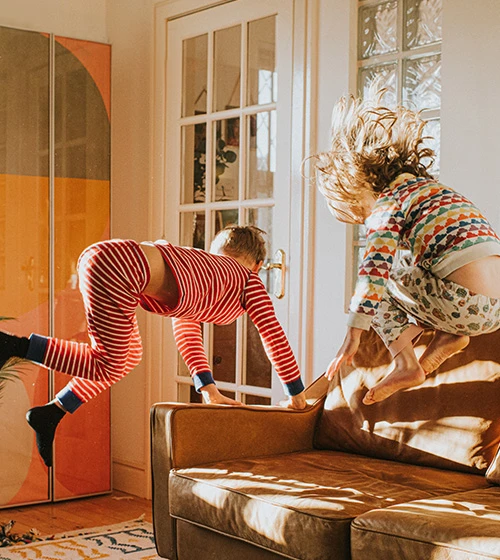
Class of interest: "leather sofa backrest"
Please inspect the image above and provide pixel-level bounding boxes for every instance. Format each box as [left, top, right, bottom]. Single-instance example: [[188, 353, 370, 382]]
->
[[315, 329, 500, 475]]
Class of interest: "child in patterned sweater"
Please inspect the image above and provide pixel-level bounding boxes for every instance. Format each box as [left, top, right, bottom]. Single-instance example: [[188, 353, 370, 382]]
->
[[0, 226, 306, 466], [314, 91, 500, 405]]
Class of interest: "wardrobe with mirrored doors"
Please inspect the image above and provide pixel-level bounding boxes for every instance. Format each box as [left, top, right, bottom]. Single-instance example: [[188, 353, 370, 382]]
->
[[0, 25, 111, 507]]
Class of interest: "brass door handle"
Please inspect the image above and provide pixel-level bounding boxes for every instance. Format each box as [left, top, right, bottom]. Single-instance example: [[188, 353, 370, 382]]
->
[[262, 249, 286, 299]]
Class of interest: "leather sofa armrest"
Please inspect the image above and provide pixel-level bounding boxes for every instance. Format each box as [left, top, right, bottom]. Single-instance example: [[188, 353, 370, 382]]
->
[[150, 376, 327, 559], [151, 394, 324, 470]]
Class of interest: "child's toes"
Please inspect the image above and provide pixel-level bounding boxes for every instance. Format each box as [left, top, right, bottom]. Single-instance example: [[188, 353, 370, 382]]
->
[[362, 389, 376, 405]]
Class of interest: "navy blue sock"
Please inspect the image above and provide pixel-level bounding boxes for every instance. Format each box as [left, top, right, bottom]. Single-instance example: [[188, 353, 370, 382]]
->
[[26, 403, 66, 467]]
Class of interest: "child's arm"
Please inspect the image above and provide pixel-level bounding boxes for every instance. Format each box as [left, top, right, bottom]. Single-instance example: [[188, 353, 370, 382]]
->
[[325, 326, 364, 379], [243, 275, 306, 408], [171, 318, 241, 405]]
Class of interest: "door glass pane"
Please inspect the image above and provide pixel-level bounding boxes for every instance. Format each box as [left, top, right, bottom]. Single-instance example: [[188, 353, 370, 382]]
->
[[214, 208, 239, 234], [182, 33, 208, 117], [183, 122, 206, 203], [244, 318, 272, 388], [213, 323, 237, 383], [243, 394, 271, 405], [247, 16, 276, 106], [403, 53, 441, 110], [246, 111, 276, 199], [213, 119, 239, 201], [358, 1, 398, 60], [248, 206, 272, 256], [213, 25, 241, 112], [180, 211, 205, 249], [0, 26, 50, 507], [404, 0, 442, 50]]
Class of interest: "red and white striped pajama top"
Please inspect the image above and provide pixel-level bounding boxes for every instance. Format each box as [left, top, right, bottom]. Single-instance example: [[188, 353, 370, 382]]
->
[[27, 239, 304, 412]]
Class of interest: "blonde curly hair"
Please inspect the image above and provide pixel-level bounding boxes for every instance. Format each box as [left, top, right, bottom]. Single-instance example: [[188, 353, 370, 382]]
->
[[314, 89, 435, 215]]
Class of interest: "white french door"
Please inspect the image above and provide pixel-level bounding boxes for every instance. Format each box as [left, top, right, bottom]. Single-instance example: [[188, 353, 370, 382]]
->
[[163, 0, 296, 405]]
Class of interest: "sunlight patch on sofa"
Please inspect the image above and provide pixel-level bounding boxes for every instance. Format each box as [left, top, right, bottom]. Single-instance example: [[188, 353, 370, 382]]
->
[[242, 500, 291, 544], [191, 481, 229, 509]]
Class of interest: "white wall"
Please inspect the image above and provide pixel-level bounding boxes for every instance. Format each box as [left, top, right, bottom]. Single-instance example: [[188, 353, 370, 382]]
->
[[0, 0, 107, 41], [440, 0, 500, 230]]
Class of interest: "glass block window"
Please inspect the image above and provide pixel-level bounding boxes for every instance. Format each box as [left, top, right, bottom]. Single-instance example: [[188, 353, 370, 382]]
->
[[350, 0, 442, 307]]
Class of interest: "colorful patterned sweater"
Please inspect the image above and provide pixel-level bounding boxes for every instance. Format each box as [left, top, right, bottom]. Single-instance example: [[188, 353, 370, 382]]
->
[[348, 173, 500, 330]]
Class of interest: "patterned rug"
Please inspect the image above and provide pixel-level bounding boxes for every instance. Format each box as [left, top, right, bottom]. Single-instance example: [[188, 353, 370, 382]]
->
[[0, 518, 160, 559]]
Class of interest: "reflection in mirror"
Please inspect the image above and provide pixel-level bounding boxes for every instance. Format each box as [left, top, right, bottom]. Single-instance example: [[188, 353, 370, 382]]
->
[[246, 111, 276, 199], [183, 122, 206, 203], [247, 16, 276, 106], [182, 33, 208, 117], [213, 26, 241, 112]]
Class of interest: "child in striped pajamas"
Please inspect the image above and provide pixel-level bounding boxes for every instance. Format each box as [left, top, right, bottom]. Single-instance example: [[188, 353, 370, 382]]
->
[[0, 226, 306, 466], [314, 91, 500, 405]]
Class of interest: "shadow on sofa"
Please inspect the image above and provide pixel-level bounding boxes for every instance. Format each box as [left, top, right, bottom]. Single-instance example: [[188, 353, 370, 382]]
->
[[151, 329, 500, 560]]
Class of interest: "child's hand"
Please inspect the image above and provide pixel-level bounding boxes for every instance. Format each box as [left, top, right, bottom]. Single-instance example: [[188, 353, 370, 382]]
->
[[200, 383, 243, 406], [325, 327, 363, 380], [279, 391, 307, 410]]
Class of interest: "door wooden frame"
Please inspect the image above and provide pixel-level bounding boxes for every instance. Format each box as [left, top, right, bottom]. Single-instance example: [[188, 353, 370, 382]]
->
[[148, 0, 317, 409]]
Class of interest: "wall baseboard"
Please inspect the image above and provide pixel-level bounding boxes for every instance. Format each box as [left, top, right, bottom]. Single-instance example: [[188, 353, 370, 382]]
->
[[112, 460, 149, 499]]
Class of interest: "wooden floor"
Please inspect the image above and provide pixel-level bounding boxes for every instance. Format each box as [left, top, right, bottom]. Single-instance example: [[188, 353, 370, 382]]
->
[[0, 491, 152, 538]]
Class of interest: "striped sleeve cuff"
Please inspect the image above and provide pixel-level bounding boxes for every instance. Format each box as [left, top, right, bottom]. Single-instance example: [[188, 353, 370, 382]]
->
[[193, 371, 216, 393], [284, 378, 305, 397]]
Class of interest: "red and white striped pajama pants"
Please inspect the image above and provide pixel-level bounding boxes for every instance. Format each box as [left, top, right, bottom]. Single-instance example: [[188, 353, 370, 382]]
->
[[30, 239, 151, 411]]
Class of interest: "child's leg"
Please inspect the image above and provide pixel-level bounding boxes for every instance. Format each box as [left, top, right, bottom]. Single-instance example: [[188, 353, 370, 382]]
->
[[418, 331, 470, 375], [23, 239, 150, 466], [363, 342, 425, 405], [367, 264, 500, 404]]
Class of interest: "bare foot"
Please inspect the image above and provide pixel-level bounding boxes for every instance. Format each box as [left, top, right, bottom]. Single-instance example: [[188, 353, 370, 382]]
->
[[419, 331, 470, 374], [363, 344, 425, 405]]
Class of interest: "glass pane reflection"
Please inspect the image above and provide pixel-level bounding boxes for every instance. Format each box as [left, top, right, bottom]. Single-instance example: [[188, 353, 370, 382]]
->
[[213, 119, 239, 201], [180, 212, 205, 249], [246, 111, 276, 199], [213, 322, 237, 383], [245, 318, 271, 389], [244, 394, 271, 405], [182, 34, 208, 117], [214, 208, 239, 235], [213, 26, 241, 112], [247, 16, 276, 106], [182, 123, 206, 203]]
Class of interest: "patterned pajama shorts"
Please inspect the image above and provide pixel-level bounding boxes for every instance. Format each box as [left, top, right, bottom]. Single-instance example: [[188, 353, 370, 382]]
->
[[371, 262, 500, 350]]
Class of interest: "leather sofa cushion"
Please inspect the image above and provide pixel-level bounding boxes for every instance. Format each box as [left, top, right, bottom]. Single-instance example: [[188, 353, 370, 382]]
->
[[351, 487, 500, 560], [169, 450, 489, 560], [316, 329, 500, 474]]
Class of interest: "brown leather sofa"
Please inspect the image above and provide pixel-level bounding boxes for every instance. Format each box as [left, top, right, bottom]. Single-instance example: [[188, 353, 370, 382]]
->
[[151, 329, 500, 560]]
